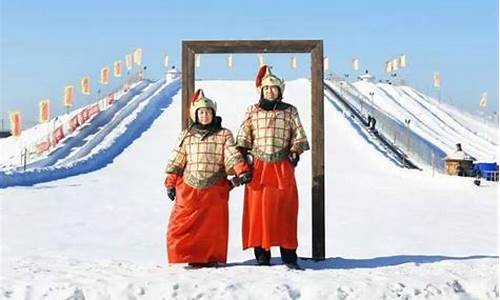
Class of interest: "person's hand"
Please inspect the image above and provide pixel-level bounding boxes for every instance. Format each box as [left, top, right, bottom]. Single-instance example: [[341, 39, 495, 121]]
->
[[229, 176, 241, 188], [239, 172, 252, 184], [245, 153, 254, 165], [167, 188, 176, 201], [238, 147, 254, 165], [288, 152, 300, 167]]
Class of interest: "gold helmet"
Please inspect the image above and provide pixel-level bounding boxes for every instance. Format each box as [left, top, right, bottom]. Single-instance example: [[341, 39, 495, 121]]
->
[[189, 89, 217, 122], [255, 64, 285, 94]]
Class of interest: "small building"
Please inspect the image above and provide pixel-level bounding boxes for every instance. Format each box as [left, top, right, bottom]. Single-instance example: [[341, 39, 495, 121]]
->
[[166, 66, 181, 84], [443, 143, 475, 176], [358, 73, 375, 82]]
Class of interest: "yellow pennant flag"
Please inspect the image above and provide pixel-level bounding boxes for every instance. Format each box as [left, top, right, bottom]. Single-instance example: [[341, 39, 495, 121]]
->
[[125, 54, 133, 70], [352, 58, 359, 71], [114, 60, 122, 78], [100, 66, 110, 85], [195, 54, 201, 68], [290, 56, 298, 69], [64, 85, 74, 107], [81, 77, 91, 95], [258, 54, 264, 67], [399, 54, 407, 68], [39, 100, 50, 123], [133, 48, 142, 66], [9, 111, 22, 137], [164, 55, 169, 68], [433, 72, 441, 88], [385, 60, 392, 74], [392, 58, 399, 71], [226, 54, 233, 68], [479, 92, 487, 108]]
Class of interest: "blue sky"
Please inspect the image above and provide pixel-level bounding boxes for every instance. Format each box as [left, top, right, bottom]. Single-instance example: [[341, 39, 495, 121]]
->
[[1, 0, 498, 128]]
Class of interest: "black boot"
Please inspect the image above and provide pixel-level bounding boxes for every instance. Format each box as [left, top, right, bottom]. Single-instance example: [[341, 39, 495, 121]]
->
[[254, 247, 271, 266], [280, 247, 303, 270], [186, 262, 219, 269]]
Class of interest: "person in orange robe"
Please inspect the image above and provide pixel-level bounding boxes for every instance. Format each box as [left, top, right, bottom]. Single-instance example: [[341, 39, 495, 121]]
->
[[164, 89, 250, 268], [237, 65, 310, 270]]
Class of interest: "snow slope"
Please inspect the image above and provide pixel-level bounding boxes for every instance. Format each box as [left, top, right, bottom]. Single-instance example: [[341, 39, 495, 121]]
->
[[0, 81, 150, 171], [1, 79, 498, 299], [0, 79, 181, 187], [353, 81, 497, 162]]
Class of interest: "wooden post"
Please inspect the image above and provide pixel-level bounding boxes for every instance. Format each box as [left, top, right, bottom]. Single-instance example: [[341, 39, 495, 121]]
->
[[310, 42, 325, 260], [182, 43, 195, 130]]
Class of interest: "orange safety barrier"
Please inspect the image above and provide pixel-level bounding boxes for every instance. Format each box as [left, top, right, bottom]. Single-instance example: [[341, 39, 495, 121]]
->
[[77, 108, 89, 125], [87, 104, 100, 117], [36, 140, 51, 154], [52, 126, 65, 144], [107, 93, 115, 105], [69, 115, 80, 132]]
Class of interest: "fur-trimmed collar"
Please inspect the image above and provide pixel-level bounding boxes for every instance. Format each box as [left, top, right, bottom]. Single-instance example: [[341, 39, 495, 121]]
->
[[258, 98, 291, 111], [190, 116, 223, 139]]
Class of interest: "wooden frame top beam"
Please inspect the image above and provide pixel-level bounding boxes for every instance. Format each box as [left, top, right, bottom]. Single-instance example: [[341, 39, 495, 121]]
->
[[183, 40, 322, 53]]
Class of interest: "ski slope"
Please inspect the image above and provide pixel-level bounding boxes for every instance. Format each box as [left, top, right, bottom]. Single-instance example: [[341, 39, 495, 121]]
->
[[0, 79, 181, 187], [1, 79, 498, 299], [0, 81, 151, 171], [353, 81, 497, 162]]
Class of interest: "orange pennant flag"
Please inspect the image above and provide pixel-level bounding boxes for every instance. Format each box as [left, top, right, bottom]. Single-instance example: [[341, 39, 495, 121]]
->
[[64, 85, 74, 107], [39, 100, 50, 123], [114, 60, 122, 78], [9, 112, 22, 137], [81, 77, 91, 95], [100, 66, 110, 85]]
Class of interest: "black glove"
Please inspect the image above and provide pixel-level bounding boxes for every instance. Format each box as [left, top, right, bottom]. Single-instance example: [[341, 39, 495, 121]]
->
[[239, 172, 252, 184], [245, 153, 254, 165], [167, 188, 176, 201], [229, 176, 241, 188], [288, 152, 300, 167]]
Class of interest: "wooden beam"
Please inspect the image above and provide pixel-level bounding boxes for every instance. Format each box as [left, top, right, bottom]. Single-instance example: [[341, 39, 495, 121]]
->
[[183, 40, 321, 53], [310, 42, 325, 260], [181, 43, 195, 130]]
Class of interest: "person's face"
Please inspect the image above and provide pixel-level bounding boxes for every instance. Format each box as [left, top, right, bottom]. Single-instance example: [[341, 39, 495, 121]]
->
[[197, 107, 213, 125], [262, 85, 280, 101]]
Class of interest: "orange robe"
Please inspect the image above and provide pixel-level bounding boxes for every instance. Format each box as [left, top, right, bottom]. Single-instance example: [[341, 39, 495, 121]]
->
[[242, 158, 298, 250], [166, 175, 231, 263], [164, 125, 248, 264], [237, 102, 310, 251]]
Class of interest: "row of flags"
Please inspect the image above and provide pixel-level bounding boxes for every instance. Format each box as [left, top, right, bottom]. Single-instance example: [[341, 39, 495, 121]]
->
[[384, 55, 407, 74], [190, 54, 331, 71], [156, 51, 486, 111], [81, 48, 142, 98], [7, 50, 491, 137], [8, 48, 143, 137]]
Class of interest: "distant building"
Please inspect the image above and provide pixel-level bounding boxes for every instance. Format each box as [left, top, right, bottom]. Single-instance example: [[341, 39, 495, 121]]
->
[[166, 66, 181, 84], [358, 72, 375, 82], [444, 143, 475, 176]]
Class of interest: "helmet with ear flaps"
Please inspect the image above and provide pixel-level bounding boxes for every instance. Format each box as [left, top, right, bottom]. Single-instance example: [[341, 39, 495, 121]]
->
[[189, 89, 217, 122], [255, 65, 285, 94]]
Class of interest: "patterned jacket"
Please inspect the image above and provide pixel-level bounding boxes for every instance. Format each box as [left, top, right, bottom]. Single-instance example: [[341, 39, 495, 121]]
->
[[165, 122, 245, 189], [237, 101, 310, 162]]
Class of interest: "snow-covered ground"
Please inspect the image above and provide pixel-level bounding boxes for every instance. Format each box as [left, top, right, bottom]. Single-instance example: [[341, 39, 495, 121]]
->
[[1, 79, 498, 299]]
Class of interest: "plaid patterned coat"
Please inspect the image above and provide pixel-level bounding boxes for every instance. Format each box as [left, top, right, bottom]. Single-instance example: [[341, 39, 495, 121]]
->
[[165, 126, 245, 189], [237, 102, 310, 161]]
